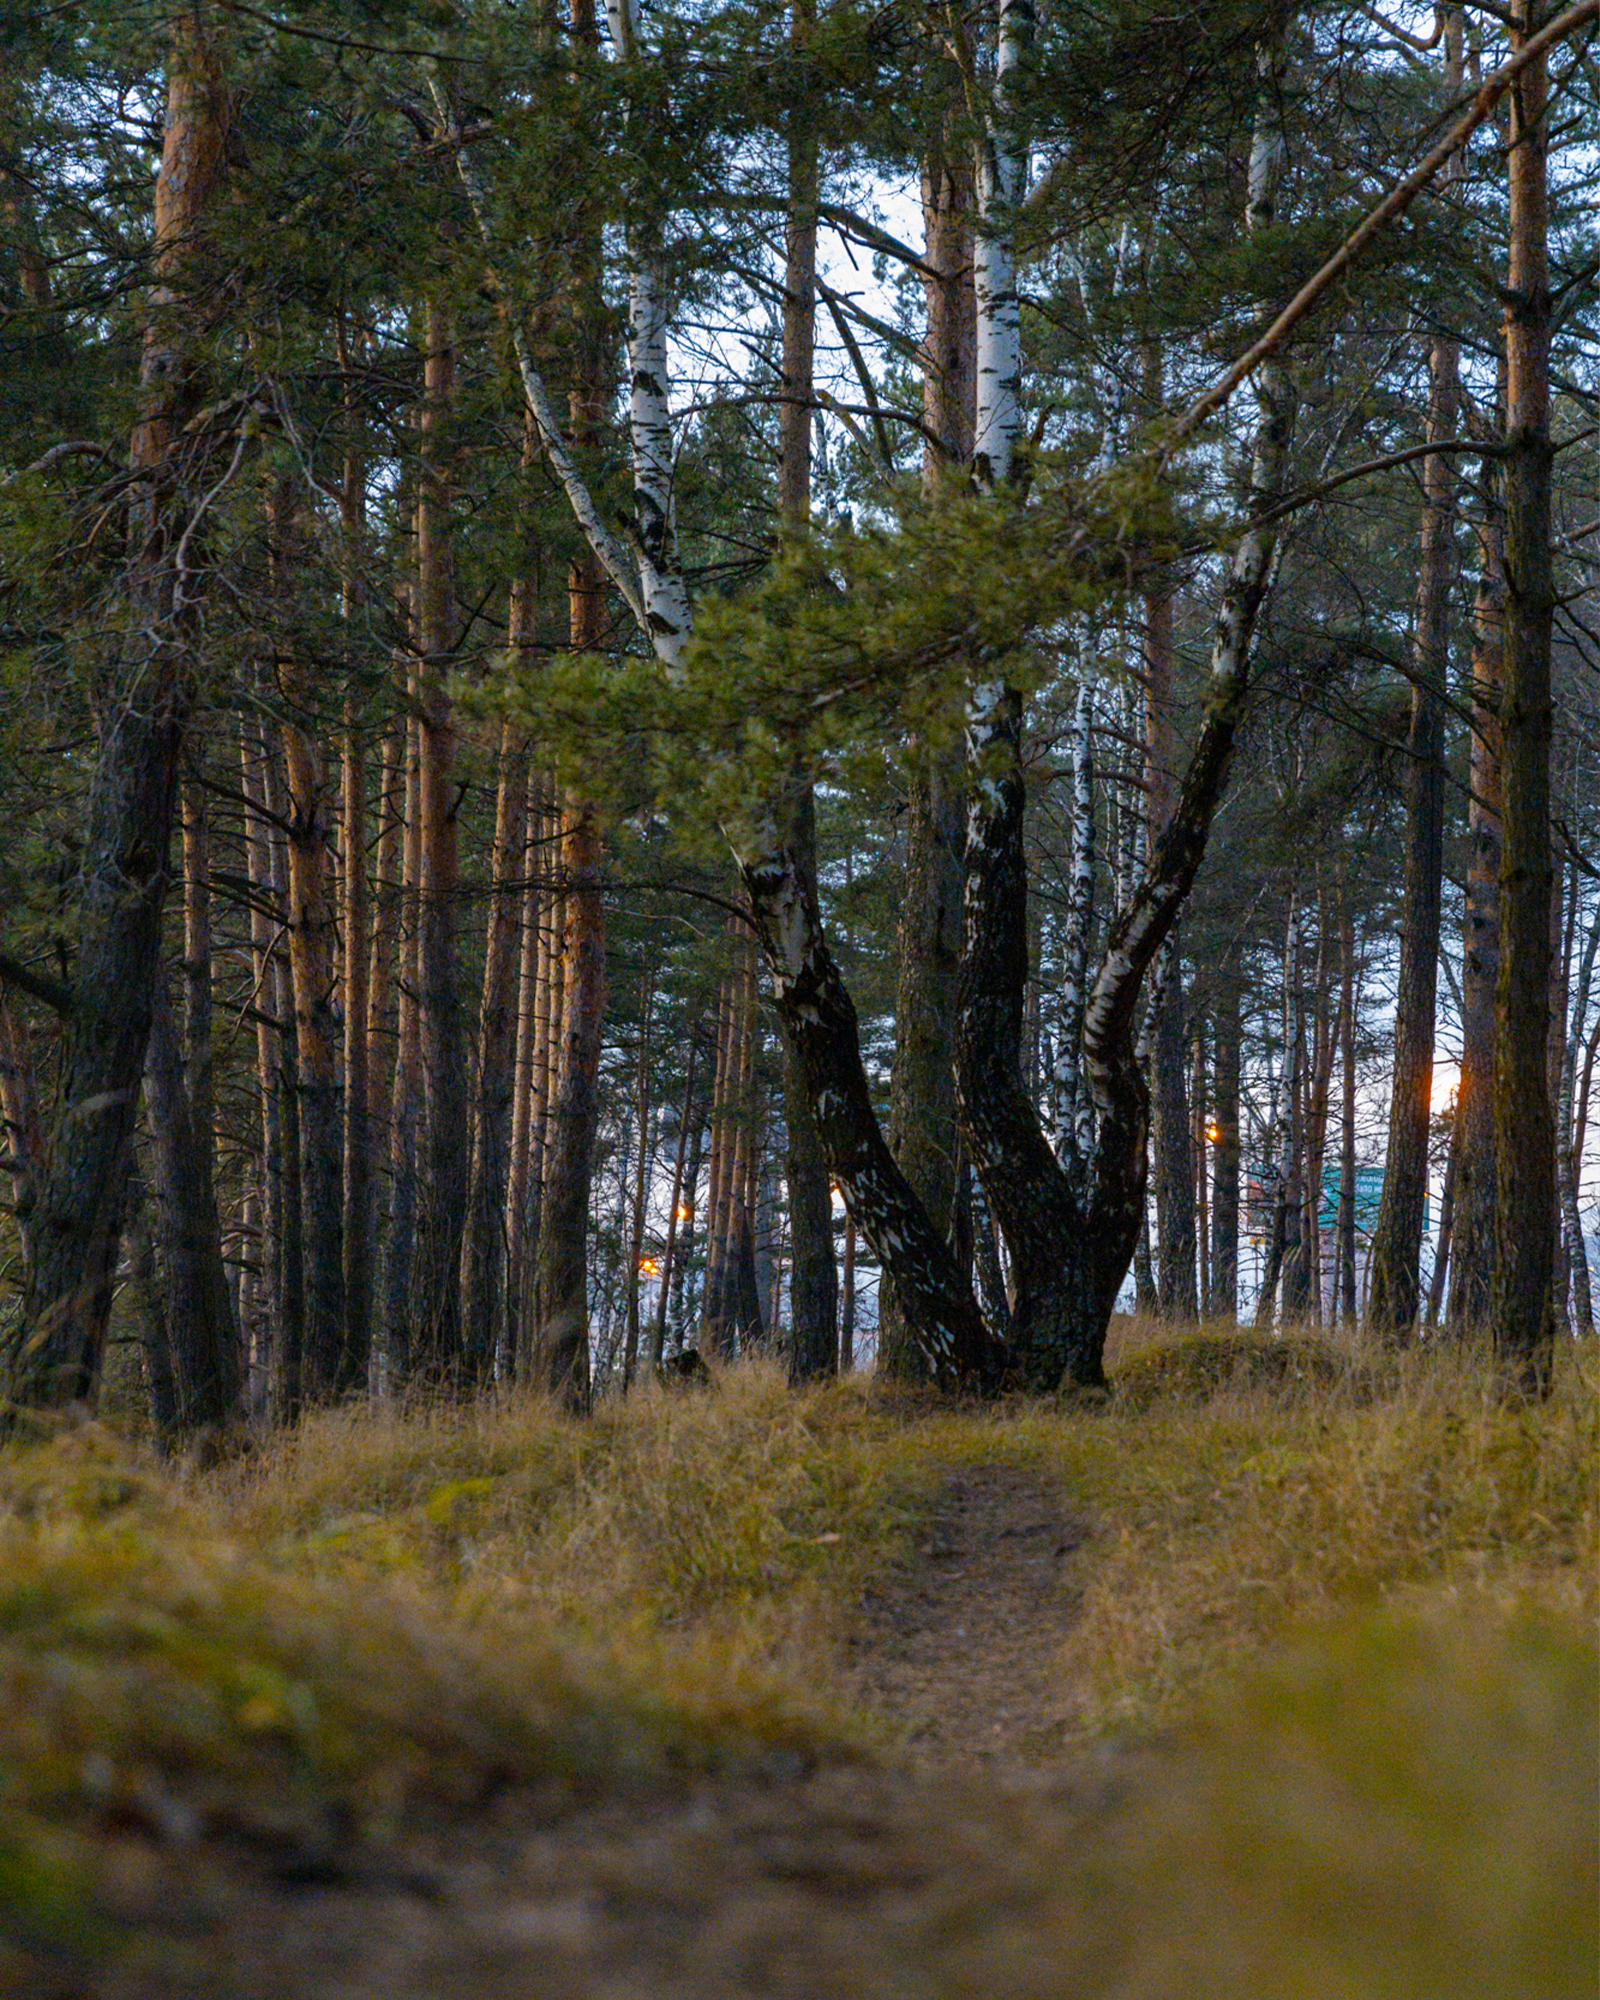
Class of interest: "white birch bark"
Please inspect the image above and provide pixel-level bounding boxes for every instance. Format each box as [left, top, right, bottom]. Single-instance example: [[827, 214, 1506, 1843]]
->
[[1557, 894, 1598, 1333], [604, 0, 691, 666], [1080, 21, 1297, 1132], [1051, 672, 1096, 1169], [972, 0, 1031, 487]]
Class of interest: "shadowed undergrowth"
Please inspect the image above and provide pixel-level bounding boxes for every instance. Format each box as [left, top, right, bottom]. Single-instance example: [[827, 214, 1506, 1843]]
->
[[0, 1326, 1593, 1994]]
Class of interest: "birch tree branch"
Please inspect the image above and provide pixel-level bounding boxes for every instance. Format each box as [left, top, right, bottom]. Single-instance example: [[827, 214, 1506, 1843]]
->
[[420, 60, 651, 641], [1170, 0, 1600, 453]]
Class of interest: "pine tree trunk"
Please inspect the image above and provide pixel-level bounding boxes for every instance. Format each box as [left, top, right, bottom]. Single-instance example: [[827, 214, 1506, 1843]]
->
[[1145, 573, 1197, 1323], [340, 433, 375, 1391], [879, 128, 974, 1382], [1211, 974, 1241, 1318], [1488, 0, 1557, 1391], [1368, 321, 1457, 1338], [774, 0, 838, 1383], [533, 786, 603, 1405], [381, 700, 424, 1389], [652, 1034, 699, 1370], [462, 711, 530, 1378], [1338, 886, 1361, 1322], [1449, 419, 1505, 1330], [143, 968, 240, 1435], [409, 302, 469, 1379], [272, 479, 348, 1399], [14, 10, 232, 1409]]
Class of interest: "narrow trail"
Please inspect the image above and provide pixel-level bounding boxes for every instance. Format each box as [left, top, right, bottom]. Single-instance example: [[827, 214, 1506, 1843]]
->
[[66, 1469, 1128, 2000], [843, 1466, 1092, 1781]]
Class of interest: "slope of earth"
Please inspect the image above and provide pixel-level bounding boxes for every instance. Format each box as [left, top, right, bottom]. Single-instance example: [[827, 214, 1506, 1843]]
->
[[2, 1333, 1596, 1999]]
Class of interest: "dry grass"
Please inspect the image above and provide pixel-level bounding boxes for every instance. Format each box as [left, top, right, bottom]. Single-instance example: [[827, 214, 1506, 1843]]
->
[[0, 1330, 1593, 1992]]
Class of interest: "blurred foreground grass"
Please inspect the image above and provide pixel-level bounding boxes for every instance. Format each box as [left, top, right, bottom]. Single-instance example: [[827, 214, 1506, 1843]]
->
[[0, 1321, 1594, 1994]]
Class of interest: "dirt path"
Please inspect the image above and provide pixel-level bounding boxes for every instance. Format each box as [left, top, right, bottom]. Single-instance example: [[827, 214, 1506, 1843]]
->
[[843, 1466, 1091, 1780], [44, 1468, 1128, 2000]]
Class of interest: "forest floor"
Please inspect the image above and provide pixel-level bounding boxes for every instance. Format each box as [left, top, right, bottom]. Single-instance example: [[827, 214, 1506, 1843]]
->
[[2, 1324, 1596, 1998]]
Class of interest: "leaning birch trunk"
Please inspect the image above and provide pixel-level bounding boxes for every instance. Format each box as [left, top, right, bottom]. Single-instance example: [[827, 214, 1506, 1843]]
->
[[13, 8, 233, 1411], [1488, 0, 1557, 1391], [1077, 21, 1299, 1354], [428, 36, 999, 1390]]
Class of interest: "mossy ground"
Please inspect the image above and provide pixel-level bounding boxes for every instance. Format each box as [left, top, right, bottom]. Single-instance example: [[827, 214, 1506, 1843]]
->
[[0, 1322, 1594, 1995]]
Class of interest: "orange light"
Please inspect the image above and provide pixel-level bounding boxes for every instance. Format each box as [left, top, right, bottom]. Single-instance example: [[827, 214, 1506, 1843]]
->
[[1206, 1123, 1223, 1144], [639, 1257, 659, 1276], [677, 1204, 692, 1222]]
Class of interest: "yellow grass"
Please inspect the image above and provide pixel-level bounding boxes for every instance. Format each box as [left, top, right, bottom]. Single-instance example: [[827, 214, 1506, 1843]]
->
[[0, 1328, 1593, 1991]]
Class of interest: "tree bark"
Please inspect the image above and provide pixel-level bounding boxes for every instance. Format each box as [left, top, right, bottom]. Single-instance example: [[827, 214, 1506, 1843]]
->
[[776, 48, 839, 1379], [143, 968, 240, 1435], [1449, 417, 1505, 1331], [1211, 972, 1241, 1318], [1367, 319, 1457, 1339], [1488, 0, 1557, 1391], [409, 301, 469, 1380], [13, 9, 232, 1410], [272, 478, 348, 1399]]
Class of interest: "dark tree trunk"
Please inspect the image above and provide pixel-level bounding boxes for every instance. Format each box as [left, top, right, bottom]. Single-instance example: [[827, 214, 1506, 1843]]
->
[[775, 0, 839, 1384], [1211, 975, 1242, 1318], [1449, 423, 1505, 1331], [144, 970, 241, 1434], [1488, 0, 1556, 1392], [1368, 327, 1457, 1339], [409, 302, 469, 1380], [740, 811, 1004, 1392], [13, 13, 231, 1411]]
